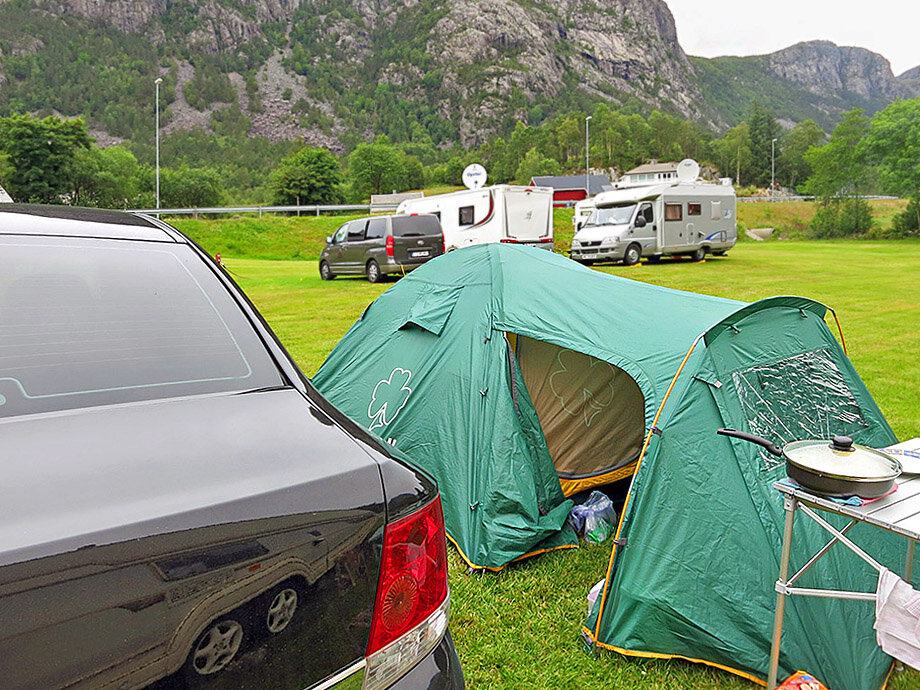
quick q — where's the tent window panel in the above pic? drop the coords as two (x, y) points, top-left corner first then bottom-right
(515, 336), (645, 480)
(732, 348), (869, 471)
(664, 203), (682, 221)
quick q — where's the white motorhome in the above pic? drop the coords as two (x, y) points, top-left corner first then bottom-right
(570, 181), (736, 265)
(396, 184), (554, 251)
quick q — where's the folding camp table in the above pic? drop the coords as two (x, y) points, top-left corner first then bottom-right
(768, 438), (920, 689)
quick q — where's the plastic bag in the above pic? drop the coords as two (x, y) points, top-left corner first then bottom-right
(776, 671), (830, 690)
(567, 490), (617, 543)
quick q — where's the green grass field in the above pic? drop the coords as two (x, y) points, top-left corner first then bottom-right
(206, 234), (920, 689)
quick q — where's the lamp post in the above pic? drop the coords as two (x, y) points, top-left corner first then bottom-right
(155, 77), (163, 211)
(585, 115), (593, 197)
(771, 137), (778, 198)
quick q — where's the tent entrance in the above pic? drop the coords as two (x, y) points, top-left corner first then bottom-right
(510, 335), (645, 495)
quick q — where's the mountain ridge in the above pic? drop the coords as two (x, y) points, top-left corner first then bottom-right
(0, 0), (915, 150)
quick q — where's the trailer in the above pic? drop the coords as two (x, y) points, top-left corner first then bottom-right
(396, 184), (554, 251)
(570, 180), (736, 265)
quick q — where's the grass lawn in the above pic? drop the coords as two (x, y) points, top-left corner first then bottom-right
(220, 240), (920, 689)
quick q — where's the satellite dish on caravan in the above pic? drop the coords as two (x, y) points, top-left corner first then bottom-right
(676, 159), (700, 184)
(462, 163), (487, 190)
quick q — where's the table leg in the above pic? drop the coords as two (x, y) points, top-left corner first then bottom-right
(907, 539), (916, 583)
(768, 495), (797, 690)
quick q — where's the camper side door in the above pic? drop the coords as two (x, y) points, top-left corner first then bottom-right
(662, 200), (687, 249)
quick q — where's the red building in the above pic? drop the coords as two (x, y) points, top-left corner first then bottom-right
(530, 174), (613, 207)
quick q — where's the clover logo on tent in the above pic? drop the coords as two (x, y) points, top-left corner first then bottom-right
(549, 350), (616, 428)
(368, 368), (413, 432)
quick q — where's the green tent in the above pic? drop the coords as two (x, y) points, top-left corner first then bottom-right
(315, 244), (902, 687)
(583, 298), (901, 690)
(313, 244), (745, 569)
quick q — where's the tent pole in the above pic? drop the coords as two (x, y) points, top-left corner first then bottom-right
(592, 333), (705, 642)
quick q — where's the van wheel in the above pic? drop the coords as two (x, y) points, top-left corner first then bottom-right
(185, 617), (245, 678)
(623, 244), (641, 266)
(264, 584), (299, 634)
(691, 247), (707, 262)
(366, 260), (384, 284)
(319, 261), (334, 280)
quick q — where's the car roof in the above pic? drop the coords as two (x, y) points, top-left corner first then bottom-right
(0, 204), (180, 242)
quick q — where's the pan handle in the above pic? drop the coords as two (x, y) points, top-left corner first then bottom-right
(717, 428), (784, 457)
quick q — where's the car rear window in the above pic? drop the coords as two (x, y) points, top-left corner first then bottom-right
(392, 215), (442, 236)
(0, 237), (284, 418)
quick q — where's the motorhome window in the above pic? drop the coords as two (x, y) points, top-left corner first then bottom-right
(347, 220), (367, 240)
(393, 215), (441, 236)
(688, 202), (702, 216)
(459, 206), (475, 226)
(588, 204), (636, 227)
(665, 203), (683, 221)
(365, 217), (387, 240)
(711, 201), (722, 220)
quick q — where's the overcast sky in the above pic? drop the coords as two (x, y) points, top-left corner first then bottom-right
(665, 0), (919, 76)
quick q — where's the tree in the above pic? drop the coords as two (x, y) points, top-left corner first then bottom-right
(0, 114), (92, 202)
(710, 123), (753, 186)
(69, 145), (142, 208)
(514, 147), (562, 184)
(348, 139), (405, 198)
(746, 101), (781, 186)
(864, 98), (920, 197)
(778, 120), (825, 190)
(160, 165), (224, 208)
(269, 147), (342, 205)
(802, 109), (871, 199)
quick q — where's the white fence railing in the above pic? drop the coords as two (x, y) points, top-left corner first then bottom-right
(128, 203), (400, 217)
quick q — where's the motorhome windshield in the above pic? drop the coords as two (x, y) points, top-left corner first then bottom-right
(587, 204), (636, 227)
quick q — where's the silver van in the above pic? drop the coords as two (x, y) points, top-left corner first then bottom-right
(320, 214), (444, 282)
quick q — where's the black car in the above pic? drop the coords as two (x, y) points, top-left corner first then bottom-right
(319, 214), (444, 283)
(0, 204), (463, 690)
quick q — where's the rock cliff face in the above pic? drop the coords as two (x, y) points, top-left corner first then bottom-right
(767, 41), (909, 103)
(2, 0), (914, 146)
(898, 65), (920, 97)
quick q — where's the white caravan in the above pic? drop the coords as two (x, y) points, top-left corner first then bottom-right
(396, 184), (554, 251)
(570, 181), (736, 265)
(573, 196), (596, 232)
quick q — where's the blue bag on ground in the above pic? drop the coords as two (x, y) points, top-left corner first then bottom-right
(567, 491), (617, 543)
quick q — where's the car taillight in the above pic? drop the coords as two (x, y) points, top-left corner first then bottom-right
(385, 235), (395, 257)
(364, 496), (449, 689)
(441, 233), (446, 254)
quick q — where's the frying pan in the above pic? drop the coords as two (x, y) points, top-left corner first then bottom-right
(717, 428), (901, 498)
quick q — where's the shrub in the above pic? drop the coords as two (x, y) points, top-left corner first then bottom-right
(891, 196), (920, 237)
(808, 198), (873, 238)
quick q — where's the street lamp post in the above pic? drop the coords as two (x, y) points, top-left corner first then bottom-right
(771, 137), (778, 199)
(155, 77), (163, 211)
(585, 115), (593, 197)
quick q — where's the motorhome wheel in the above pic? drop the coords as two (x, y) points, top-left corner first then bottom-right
(691, 247), (706, 262)
(623, 244), (641, 266)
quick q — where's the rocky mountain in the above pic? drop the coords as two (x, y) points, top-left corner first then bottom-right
(0, 0), (914, 150)
(693, 41), (914, 131)
(899, 65), (920, 98)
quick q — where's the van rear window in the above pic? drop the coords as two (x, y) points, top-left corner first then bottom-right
(0, 237), (283, 418)
(392, 215), (442, 236)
